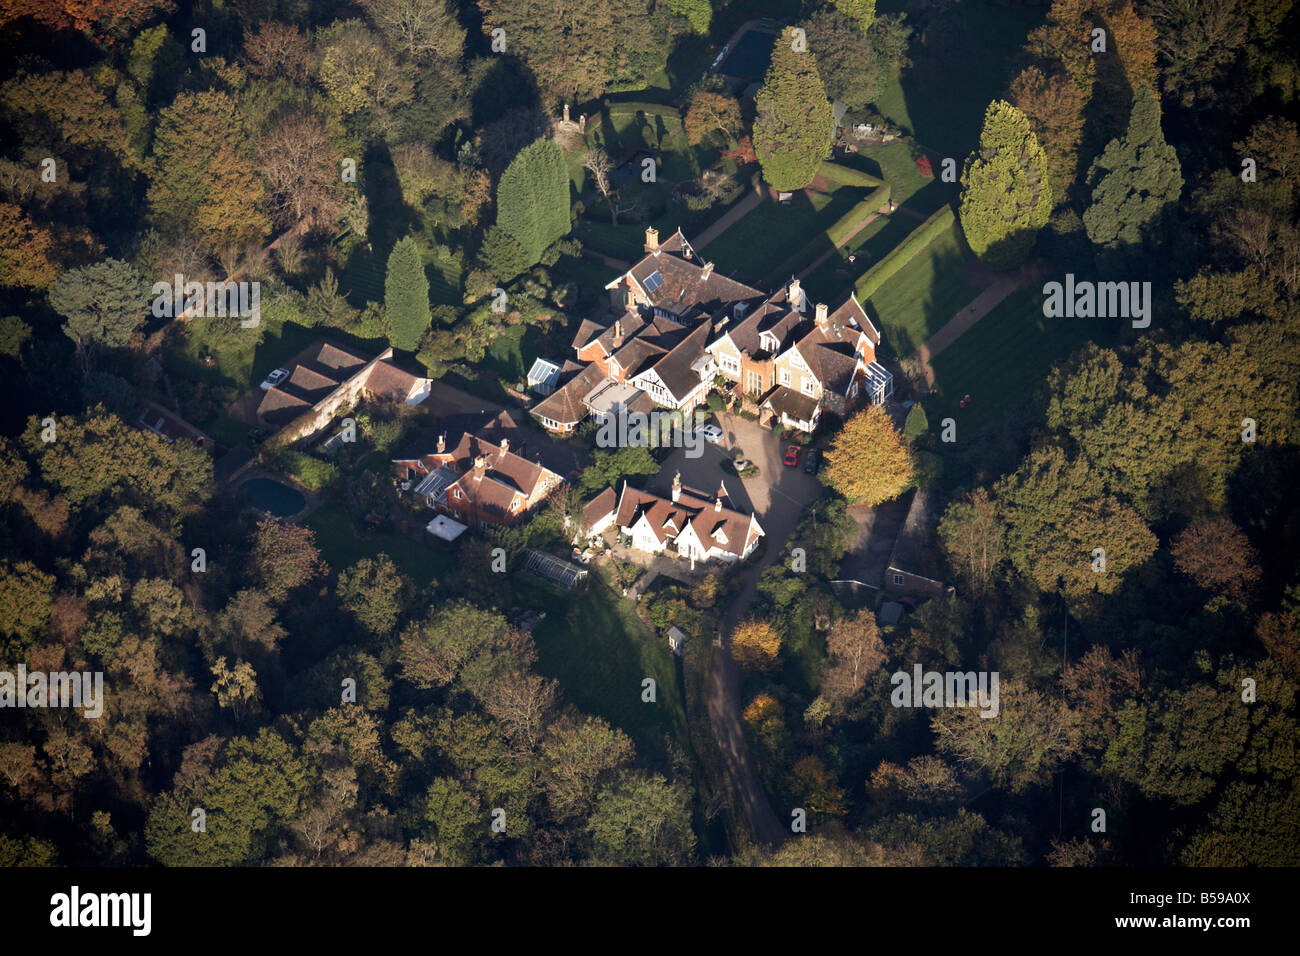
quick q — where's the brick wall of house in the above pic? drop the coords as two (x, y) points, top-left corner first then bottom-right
(739, 354), (774, 398)
(437, 467), (562, 529)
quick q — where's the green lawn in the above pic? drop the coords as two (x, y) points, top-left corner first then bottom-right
(482, 324), (542, 382)
(425, 254), (464, 306)
(702, 187), (863, 284)
(928, 287), (1121, 431)
(306, 501), (456, 591)
(841, 141), (958, 217)
(801, 213), (917, 306)
(873, 0), (1044, 159)
(528, 567), (689, 768)
(863, 224), (981, 357)
(575, 220), (652, 261)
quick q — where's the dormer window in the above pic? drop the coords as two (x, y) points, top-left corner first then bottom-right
(760, 331), (778, 352)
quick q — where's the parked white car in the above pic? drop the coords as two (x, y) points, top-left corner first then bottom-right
(260, 368), (289, 390)
(696, 423), (724, 444)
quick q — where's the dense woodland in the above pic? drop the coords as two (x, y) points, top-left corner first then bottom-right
(0, 0), (1298, 867)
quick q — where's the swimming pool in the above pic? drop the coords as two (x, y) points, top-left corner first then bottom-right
(240, 478), (306, 517)
(717, 29), (776, 81)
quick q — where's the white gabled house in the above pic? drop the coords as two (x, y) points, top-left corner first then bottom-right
(610, 473), (763, 565)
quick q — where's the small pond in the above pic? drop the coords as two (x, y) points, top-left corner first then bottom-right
(717, 29), (776, 81)
(240, 477), (306, 517)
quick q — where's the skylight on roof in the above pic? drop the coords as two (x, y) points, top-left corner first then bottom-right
(644, 271), (664, 293)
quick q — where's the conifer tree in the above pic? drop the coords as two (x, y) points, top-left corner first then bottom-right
(1082, 84), (1183, 253)
(753, 26), (835, 193)
(959, 100), (1053, 270)
(903, 403), (929, 442)
(495, 138), (570, 269)
(385, 236), (431, 351)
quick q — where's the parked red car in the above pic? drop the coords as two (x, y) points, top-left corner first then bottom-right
(782, 444), (800, 467)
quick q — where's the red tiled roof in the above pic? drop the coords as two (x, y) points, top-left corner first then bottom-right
(615, 483), (759, 557)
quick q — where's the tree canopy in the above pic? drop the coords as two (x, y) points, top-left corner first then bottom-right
(959, 100), (1052, 269)
(753, 27), (835, 193)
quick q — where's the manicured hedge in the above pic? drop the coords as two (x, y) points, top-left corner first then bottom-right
(826, 199), (878, 247)
(818, 161), (886, 190)
(855, 205), (956, 301)
(825, 185), (892, 242)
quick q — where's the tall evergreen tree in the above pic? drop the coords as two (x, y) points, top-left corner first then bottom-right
(753, 26), (835, 193)
(959, 100), (1053, 270)
(495, 138), (570, 270)
(1082, 84), (1183, 254)
(384, 237), (431, 351)
(479, 225), (531, 283)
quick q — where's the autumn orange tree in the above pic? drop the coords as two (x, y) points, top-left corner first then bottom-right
(730, 617), (782, 672)
(821, 404), (913, 505)
(1170, 517), (1261, 603)
(0, 204), (58, 289)
(242, 20), (311, 82)
(1008, 65), (1085, 203)
(0, 0), (172, 41)
(684, 90), (742, 146)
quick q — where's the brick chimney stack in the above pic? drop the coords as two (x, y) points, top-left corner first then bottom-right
(671, 470), (682, 503)
(789, 278), (803, 310)
(701, 261), (714, 279)
(645, 227), (659, 253)
(436, 433), (445, 454)
(613, 318), (623, 348)
(714, 495), (722, 512)
(499, 437), (510, 455)
(815, 302), (828, 329)
(474, 454), (486, 474)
